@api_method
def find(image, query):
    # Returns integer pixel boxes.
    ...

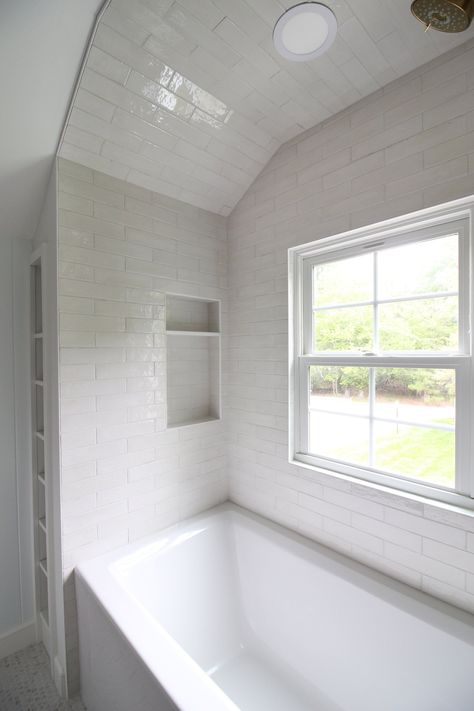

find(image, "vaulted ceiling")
[59,0,474,216]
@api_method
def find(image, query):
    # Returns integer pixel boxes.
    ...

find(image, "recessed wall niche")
[166,294,221,429]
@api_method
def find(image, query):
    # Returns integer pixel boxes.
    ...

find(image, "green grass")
[331,424,454,488]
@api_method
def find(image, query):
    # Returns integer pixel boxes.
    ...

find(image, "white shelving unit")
[166,294,221,429]
[30,250,54,661]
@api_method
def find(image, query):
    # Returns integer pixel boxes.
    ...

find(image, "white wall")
[228,40,474,615]
[0,234,35,650]
[56,157,228,691]
[33,165,68,694]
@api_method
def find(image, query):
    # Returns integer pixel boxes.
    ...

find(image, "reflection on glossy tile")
[169,73,229,120]
[190,108,224,132]
[94,24,174,88]
[126,71,194,119]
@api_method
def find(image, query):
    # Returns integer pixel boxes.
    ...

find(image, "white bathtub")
[75,503,474,711]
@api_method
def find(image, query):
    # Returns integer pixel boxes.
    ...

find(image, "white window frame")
[289,195,474,509]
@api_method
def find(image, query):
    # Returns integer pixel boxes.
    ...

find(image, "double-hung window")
[289,197,474,507]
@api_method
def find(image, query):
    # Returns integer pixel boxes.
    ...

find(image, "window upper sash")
[300,218,469,358]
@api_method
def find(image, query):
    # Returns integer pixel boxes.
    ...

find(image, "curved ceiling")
[0,0,103,240]
[36,1,474,217]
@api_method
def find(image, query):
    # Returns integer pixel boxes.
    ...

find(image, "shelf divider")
[166,330,219,337]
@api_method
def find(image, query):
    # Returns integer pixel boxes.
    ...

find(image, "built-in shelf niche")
[166,293,220,334]
[35,384,44,433]
[36,433,45,478]
[35,338,43,380]
[34,265,42,334]
[31,251,52,659]
[166,294,221,429]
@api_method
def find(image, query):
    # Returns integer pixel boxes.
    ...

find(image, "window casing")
[289,197,474,508]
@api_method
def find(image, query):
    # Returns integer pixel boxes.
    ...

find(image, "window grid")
[311,239,460,356]
[312,290,458,312]
[290,202,474,508]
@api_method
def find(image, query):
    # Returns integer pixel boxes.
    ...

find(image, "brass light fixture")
[411,0,473,32]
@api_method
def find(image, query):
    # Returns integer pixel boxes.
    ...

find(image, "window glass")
[313,253,373,307]
[377,234,458,299]
[313,306,373,352]
[308,365,456,489]
[374,422,454,488]
[378,297,458,352]
[310,366,369,416]
[374,368,455,427]
[309,412,369,466]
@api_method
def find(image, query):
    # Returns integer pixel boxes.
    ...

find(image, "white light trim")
[273,3,337,62]
[288,194,474,511]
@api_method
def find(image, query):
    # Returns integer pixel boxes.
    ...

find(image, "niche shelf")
[166,295,221,429]
[166,294,220,334]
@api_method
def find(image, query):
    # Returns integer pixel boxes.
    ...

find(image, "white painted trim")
[29,223,68,697]
[46,165,68,697]
[53,654,67,697]
[0,621,37,660]
[289,194,474,510]
[289,193,474,258]
[29,245,43,266]
[290,453,474,516]
[13,238,35,628]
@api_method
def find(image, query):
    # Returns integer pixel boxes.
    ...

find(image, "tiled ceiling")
[59,0,474,215]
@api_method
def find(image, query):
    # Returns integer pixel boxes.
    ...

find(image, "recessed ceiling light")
[273,2,337,62]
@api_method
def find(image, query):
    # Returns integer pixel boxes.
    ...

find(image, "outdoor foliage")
[312,237,458,402]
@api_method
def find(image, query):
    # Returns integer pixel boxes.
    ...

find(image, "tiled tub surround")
[57,157,228,690]
[56,40,474,695]
[227,40,474,616]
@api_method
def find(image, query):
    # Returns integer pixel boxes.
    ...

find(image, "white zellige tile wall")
[228,40,474,615]
[57,157,228,690]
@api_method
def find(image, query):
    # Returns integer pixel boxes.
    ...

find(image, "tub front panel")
[77,579,178,711]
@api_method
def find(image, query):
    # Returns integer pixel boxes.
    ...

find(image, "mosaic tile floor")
[0,644,86,710]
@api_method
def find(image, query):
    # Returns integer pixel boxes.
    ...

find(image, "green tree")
[312,239,457,402]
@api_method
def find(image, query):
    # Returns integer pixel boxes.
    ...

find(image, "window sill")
[290,454,474,518]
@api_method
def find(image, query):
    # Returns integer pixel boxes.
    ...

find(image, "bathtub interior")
[108,509,474,711]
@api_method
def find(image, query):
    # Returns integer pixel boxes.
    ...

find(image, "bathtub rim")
[75,502,474,711]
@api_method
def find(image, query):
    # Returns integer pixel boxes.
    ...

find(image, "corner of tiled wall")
[57,157,229,691]
[227,38,474,618]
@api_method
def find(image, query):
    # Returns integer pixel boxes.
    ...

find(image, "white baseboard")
[0,620,37,659]
[53,654,67,697]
